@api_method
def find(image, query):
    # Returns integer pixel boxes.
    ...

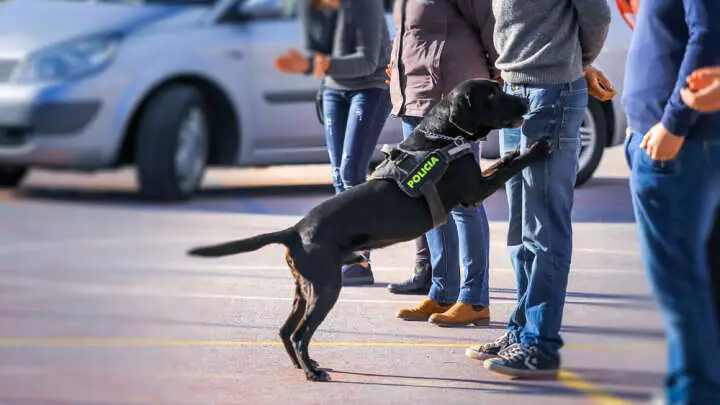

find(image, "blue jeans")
[323,87,392,194]
[625,130,720,404]
[500,78,587,358]
[401,116,490,306]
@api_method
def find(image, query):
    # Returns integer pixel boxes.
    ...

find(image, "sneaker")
[396,298,452,321]
[341,262,374,286]
[429,303,490,327]
[483,344,560,379]
[465,332,512,361]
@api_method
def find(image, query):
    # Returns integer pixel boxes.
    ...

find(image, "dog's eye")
[488,93,496,100]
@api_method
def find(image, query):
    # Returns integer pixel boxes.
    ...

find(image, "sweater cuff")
[303,55,314,76]
[661,104,697,137]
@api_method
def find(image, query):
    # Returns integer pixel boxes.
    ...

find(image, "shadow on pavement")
[15,177,635,223]
[327,370,652,401]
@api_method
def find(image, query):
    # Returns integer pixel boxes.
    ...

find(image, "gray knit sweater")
[492,0,611,85]
[299,0,391,91]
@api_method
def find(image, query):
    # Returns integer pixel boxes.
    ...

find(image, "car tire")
[0,166,28,188]
[575,98,608,187]
[135,85,209,201]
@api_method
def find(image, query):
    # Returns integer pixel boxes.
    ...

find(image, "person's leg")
[484,78,586,378]
[321,88,350,195]
[707,208,720,331]
[626,132,720,404]
[466,86,525,360]
[338,88,392,286]
[389,116,432,295]
[428,143,491,326]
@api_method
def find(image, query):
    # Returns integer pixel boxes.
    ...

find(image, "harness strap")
[420,182,447,227]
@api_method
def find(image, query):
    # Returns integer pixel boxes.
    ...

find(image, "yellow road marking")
[559,370,633,405]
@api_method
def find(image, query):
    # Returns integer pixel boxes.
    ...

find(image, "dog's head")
[447,79,528,140]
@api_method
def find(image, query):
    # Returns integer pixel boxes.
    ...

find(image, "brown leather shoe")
[396,298,452,321]
[429,303,490,327]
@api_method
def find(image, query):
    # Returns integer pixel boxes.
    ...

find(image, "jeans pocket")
[557,106,584,153]
[637,147,679,174]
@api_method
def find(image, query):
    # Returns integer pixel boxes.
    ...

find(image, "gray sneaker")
[465,332,512,361]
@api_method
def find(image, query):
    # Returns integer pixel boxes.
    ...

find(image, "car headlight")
[14,34,122,83]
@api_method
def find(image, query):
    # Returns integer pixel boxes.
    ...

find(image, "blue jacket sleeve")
[661,0,720,136]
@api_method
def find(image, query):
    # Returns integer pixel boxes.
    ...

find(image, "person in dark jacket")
[388,0,499,327]
[273,0,392,286]
[622,0,720,402]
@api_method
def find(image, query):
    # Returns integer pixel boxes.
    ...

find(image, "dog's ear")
[448,91,482,136]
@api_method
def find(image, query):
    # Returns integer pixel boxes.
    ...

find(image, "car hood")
[0,0,202,58]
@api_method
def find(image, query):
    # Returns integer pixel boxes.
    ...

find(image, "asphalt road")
[0,146,666,405]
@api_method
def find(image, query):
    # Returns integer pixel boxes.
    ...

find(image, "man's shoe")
[483,344,560,379]
[396,298,452,321]
[428,303,490,327]
[341,262,374,286]
[387,261,431,295]
[465,332,512,361]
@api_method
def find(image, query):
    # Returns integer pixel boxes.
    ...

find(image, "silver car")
[0,0,630,200]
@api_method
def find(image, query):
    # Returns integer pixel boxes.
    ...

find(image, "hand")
[385,64,391,85]
[681,67,720,113]
[273,48,310,74]
[584,66,616,101]
[313,53,331,78]
[640,122,684,161]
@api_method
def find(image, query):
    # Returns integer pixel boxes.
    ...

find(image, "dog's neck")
[398,100,491,152]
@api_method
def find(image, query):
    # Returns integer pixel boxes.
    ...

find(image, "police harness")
[369,131,474,228]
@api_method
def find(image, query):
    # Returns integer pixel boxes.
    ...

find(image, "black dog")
[188,79,550,382]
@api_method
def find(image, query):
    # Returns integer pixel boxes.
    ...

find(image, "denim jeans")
[323,87,392,194]
[625,130,720,404]
[401,116,490,306]
[500,78,587,358]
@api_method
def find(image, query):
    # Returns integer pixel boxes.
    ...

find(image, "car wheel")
[0,166,28,188]
[575,98,608,187]
[135,85,209,201]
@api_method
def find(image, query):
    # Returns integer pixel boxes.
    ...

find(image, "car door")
[233,0,328,165]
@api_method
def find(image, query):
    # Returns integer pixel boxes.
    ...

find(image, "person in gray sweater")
[274,0,392,286]
[464,0,611,378]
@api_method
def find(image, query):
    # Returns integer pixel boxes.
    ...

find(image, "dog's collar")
[419,129,466,144]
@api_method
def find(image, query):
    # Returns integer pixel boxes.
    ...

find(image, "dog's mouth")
[504,118,525,128]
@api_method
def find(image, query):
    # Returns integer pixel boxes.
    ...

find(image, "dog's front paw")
[528,138,552,157]
[306,369,331,382]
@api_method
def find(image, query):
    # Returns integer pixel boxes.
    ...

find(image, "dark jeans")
[402,116,490,306]
[322,87,392,194]
[709,213,720,328]
[625,130,720,403]
[500,78,587,358]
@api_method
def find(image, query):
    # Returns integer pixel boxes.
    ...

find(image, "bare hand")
[681,67,720,113]
[273,49,310,74]
[640,122,684,161]
[385,64,391,85]
[313,53,331,78]
[585,66,616,101]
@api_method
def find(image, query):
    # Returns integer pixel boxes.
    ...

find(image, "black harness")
[370,133,474,228]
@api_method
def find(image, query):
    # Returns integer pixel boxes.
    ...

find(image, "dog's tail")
[187,228,295,258]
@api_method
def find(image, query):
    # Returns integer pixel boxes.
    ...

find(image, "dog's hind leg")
[291,277,341,381]
[280,249,319,369]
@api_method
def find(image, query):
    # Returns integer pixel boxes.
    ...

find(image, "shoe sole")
[465,348,500,361]
[396,314,431,321]
[387,287,430,295]
[483,359,559,380]
[429,318,491,327]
